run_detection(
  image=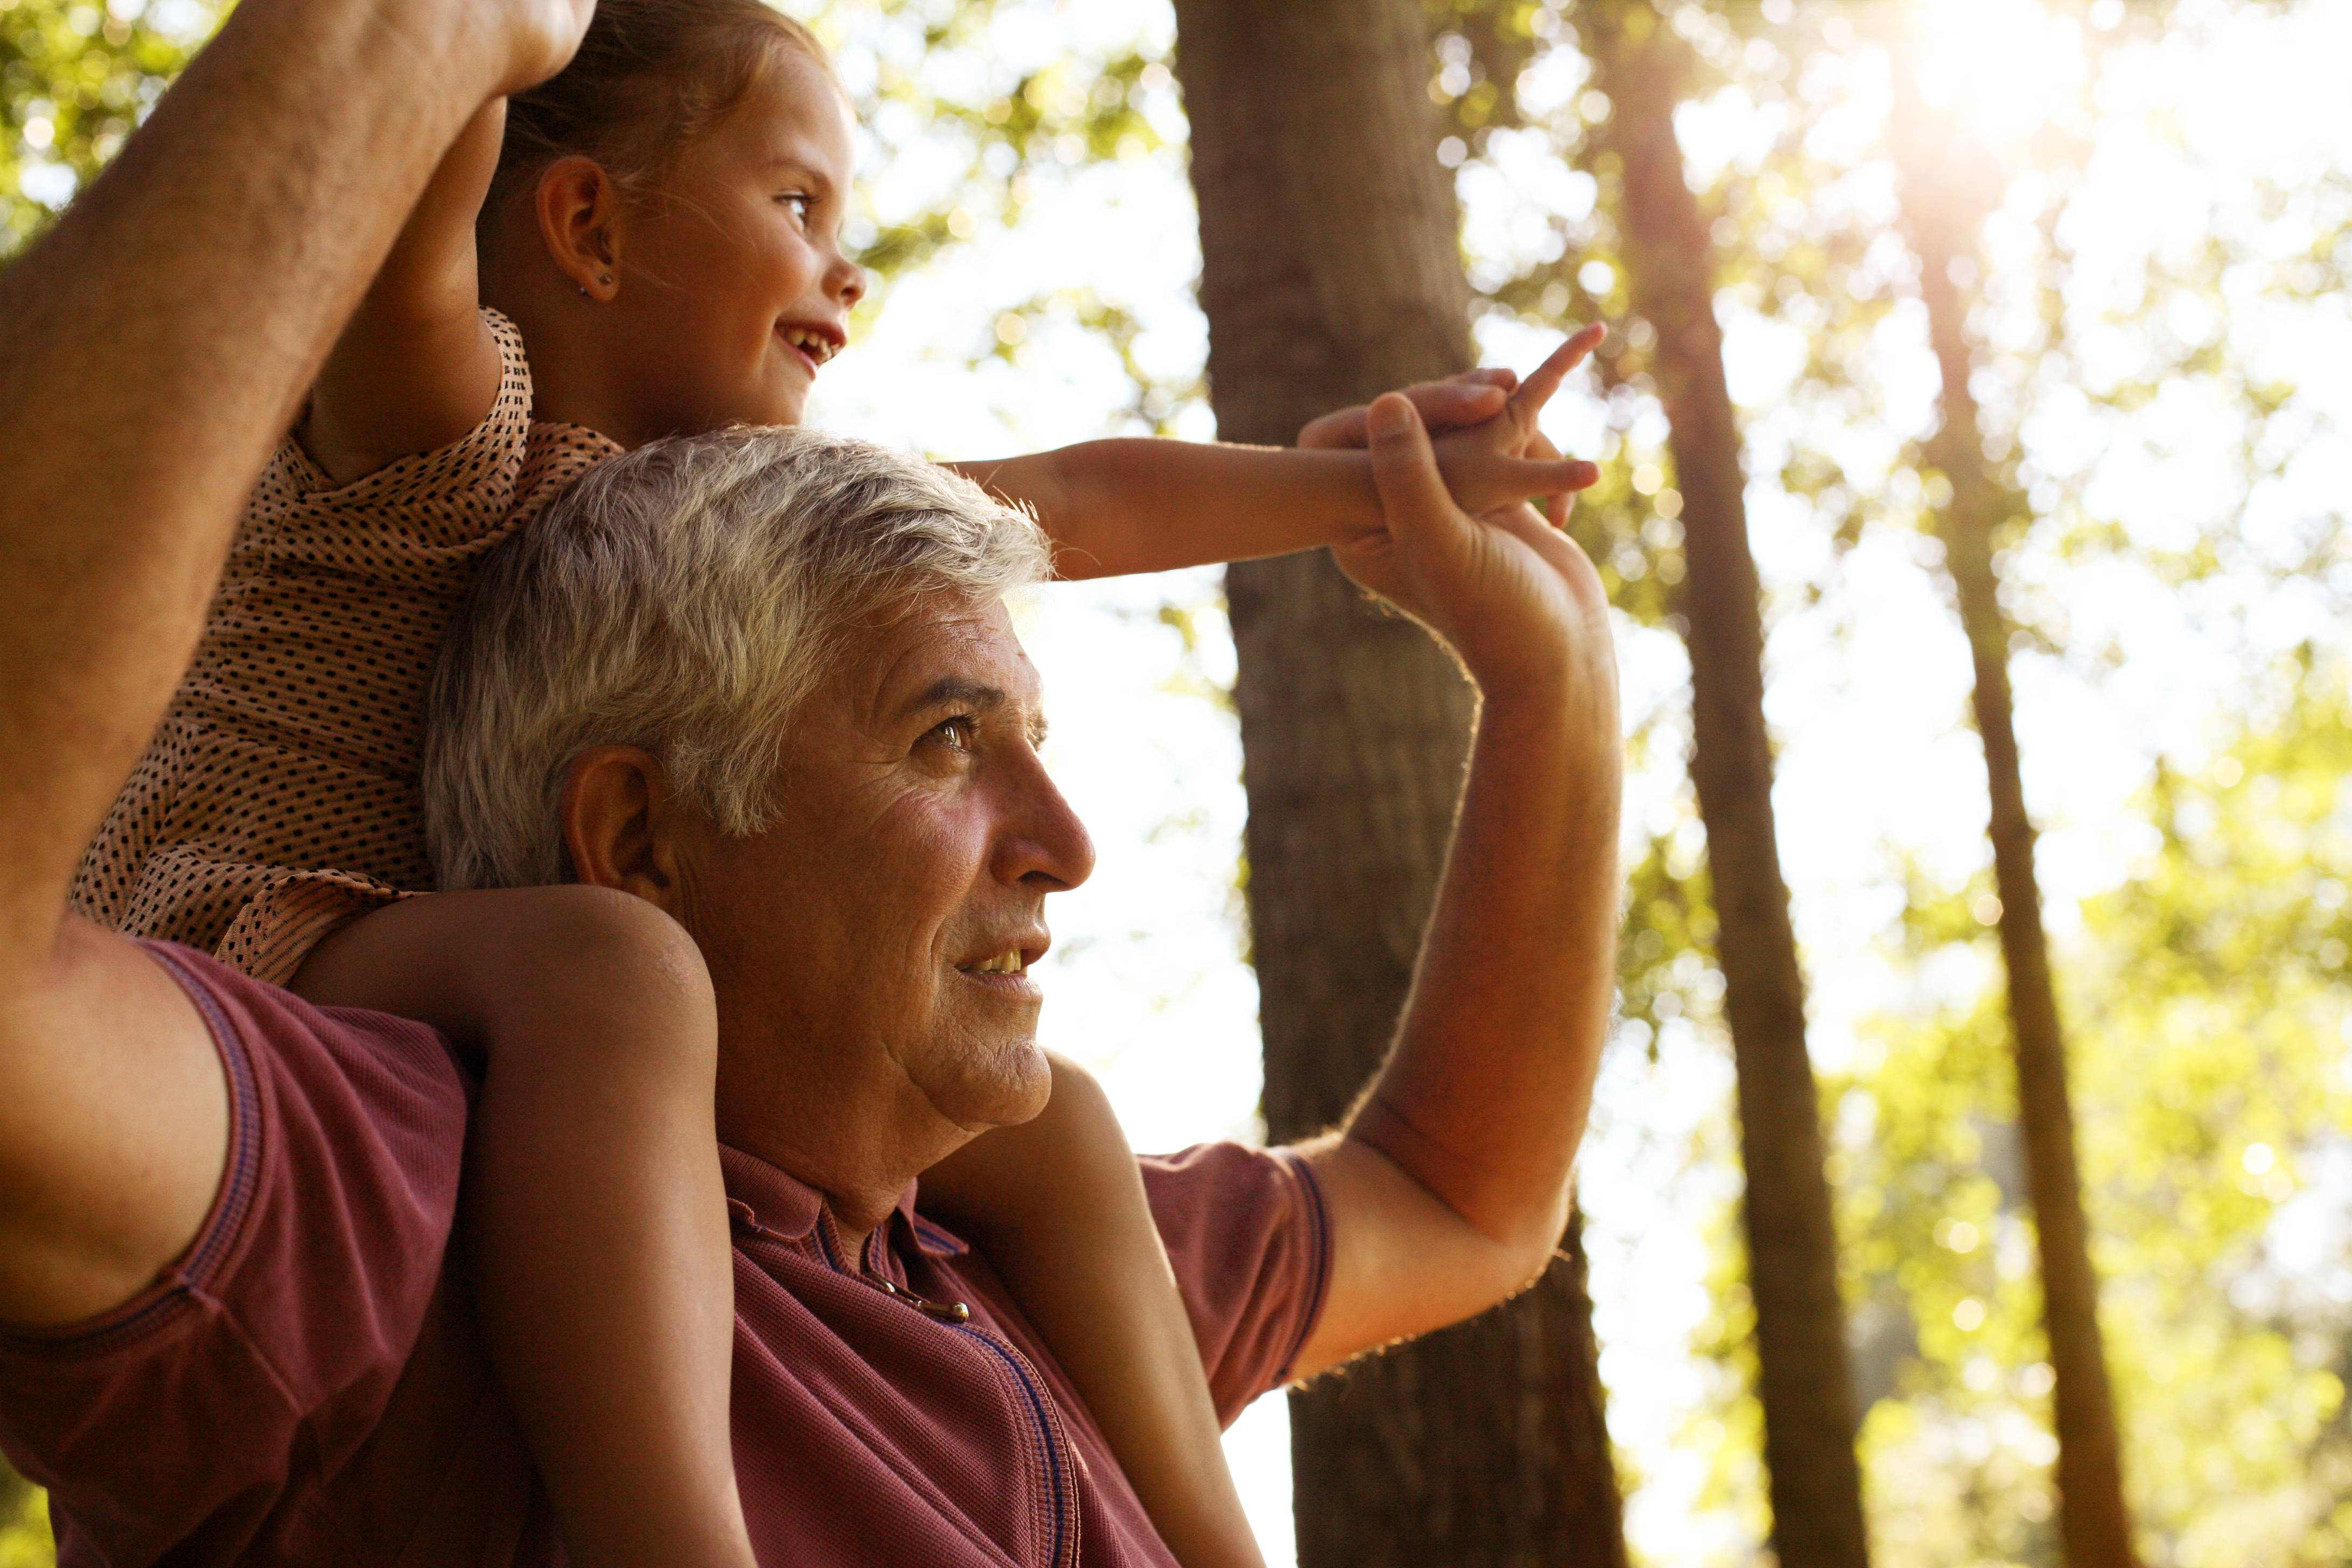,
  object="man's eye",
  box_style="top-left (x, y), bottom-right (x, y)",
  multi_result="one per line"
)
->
top-left (929, 717), bottom-right (976, 752)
